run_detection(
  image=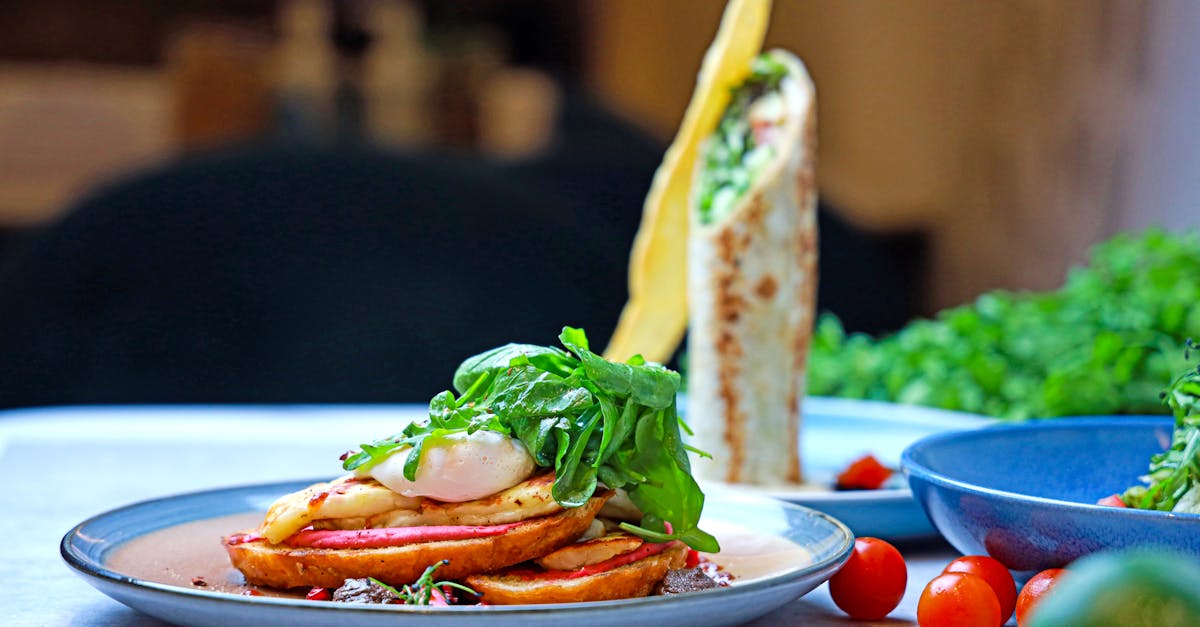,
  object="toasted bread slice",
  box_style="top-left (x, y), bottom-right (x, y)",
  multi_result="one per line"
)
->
top-left (225, 491), bottom-right (611, 589)
top-left (466, 542), bottom-right (688, 604)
